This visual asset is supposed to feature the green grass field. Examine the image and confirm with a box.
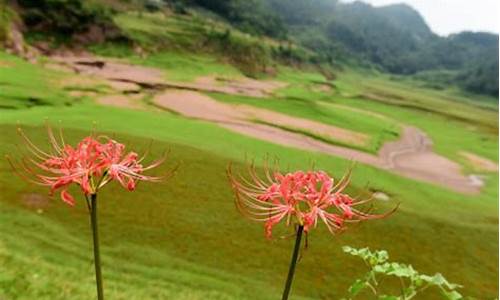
[0,20,498,300]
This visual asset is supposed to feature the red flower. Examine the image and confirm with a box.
[228,162,395,238]
[8,126,165,205]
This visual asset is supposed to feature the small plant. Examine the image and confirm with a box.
[342,246,466,300]
[7,125,168,300]
[227,162,396,300]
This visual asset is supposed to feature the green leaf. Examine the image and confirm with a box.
[376,250,389,263]
[358,248,371,260]
[419,274,434,283]
[342,246,353,253]
[348,279,367,296]
[414,277,424,287]
[374,263,391,274]
[377,295,399,300]
[432,273,447,285]
[387,263,417,278]
[443,290,463,300]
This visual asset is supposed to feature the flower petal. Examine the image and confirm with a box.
[61,189,75,206]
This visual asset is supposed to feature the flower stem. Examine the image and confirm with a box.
[281,225,304,300]
[90,193,104,300]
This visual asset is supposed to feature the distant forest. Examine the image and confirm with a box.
[183,0,499,97]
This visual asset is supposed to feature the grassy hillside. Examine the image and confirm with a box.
[0,39,498,300]
[0,3,498,300]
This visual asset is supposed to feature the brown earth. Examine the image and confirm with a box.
[106,80,142,93]
[49,55,287,97]
[0,61,13,67]
[22,193,50,209]
[154,90,480,194]
[153,90,368,146]
[97,94,144,110]
[311,83,333,93]
[193,76,287,97]
[51,55,165,85]
[68,90,98,98]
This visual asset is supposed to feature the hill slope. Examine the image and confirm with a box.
[191,0,499,96]
[0,1,498,299]
[1,0,498,96]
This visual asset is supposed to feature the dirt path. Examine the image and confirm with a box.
[380,127,481,193]
[153,90,369,147]
[153,90,480,194]
[97,94,145,110]
[47,54,482,194]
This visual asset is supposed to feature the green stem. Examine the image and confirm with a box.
[281,225,304,300]
[90,194,104,300]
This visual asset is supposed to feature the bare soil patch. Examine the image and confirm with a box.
[311,83,333,93]
[194,76,287,97]
[0,61,14,67]
[68,90,99,98]
[154,90,479,194]
[60,76,104,89]
[106,80,142,93]
[154,90,368,146]
[22,193,50,209]
[49,55,286,98]
[97,94,144,110]
[51,56,165,85]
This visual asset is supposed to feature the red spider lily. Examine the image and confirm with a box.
[7,125,171,300]
[7,126,165,206]
[228,162,395,239]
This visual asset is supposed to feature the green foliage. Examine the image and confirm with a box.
[456,50,499,97]
[0,1,16,45]
[4,0,498,96]
[182,0,499,96]
[186,0,287,39]
[266,0,498,97]
[342,246,467,300]
[15,0,121,44]
[203,27,270,76]
[112,11,297,77]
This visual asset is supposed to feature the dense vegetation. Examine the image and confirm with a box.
[13,0,125,44]
[185,0,499,97]
[2,0,498,96]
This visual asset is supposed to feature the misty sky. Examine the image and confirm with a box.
[342,0,499,36]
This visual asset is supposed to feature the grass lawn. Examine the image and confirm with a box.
[0,49,498,299]
[0,104,498,299]
[0,52,69,108]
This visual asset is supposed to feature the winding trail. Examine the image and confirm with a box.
[153,91,479,194]
[49,54,484,194]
